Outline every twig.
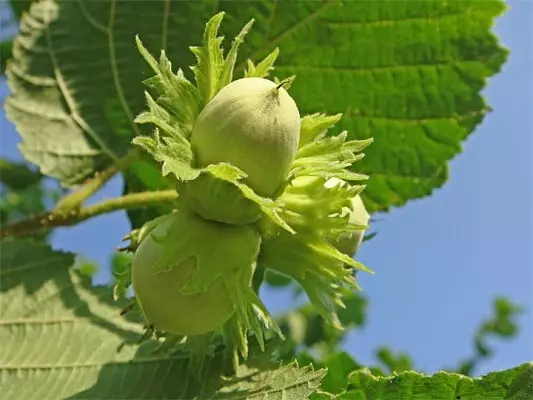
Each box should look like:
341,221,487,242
0,190,178,239
53,148,141,215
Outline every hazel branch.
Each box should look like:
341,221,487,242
0,190,178,239
53,148,142,215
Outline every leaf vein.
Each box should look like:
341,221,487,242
322,9,468,28
275,60,487,74
76,0,107,34
108,0,140,138
43,6,119,162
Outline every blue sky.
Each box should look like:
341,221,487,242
1,0,531,377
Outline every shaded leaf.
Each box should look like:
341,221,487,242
4,0,191,185
1,39,13,74
213,362,326,400
0,165,56,241
321,352,360,394
264,270,293,287
0,183,46,225
375,346,413,374
276,290,368,362
0,158,42,191
8,0,33,20
0,238,325,399
0,238,146,399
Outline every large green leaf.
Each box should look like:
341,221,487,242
5,0,507,211
0,238,325,399
337,362,533,399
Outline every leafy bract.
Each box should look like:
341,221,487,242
0,238,326,399
259,229,371,329
4,0,507,213
338,362,533,399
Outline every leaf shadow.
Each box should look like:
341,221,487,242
68,341,292,399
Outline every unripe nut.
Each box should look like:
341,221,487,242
131,214,234,336
191,77,301,198
330,194,370,257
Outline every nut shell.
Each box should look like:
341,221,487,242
131,214,234,336
191,77,300,198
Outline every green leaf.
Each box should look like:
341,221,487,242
321,352,360,394
336,290,367,328
0,238,144,399
338,363,533,400
5,0,507,210
8,0,33,20
0,158,42,191
110,250,132,300
264,270,293,287
0,162,56,240
0,185,46,227
189,11,225,105
275,290,367,366
233,0,507,213
5,0,206,185
375,346,413,374
1,39,13,74
309,392,336,400
0,238,326,399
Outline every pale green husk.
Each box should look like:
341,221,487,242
191,77,301,199
116,12,374,370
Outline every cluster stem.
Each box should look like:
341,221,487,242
0,190,178,239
